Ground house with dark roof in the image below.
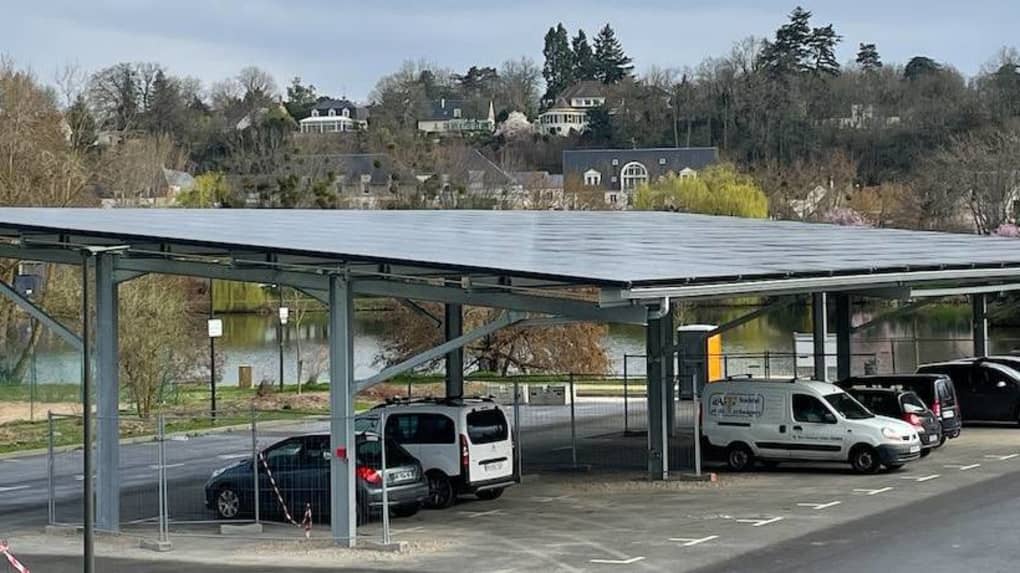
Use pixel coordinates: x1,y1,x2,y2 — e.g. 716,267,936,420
563,147,719,209
419,148,521,208
299,99,368,134
510,171,566,209
538,81,617,136
417,98,495,135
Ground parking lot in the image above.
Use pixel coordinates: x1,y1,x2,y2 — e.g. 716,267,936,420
5,425,1020,572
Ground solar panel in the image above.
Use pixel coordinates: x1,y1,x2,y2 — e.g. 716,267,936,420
1,208,1019,287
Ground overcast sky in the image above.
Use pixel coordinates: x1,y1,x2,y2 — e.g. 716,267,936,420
4,0,1018,102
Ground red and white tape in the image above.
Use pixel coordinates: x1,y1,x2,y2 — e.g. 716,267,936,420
0,540,30,573
257,451,313,536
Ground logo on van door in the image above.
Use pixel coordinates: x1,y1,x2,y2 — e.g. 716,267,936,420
709,393,765,418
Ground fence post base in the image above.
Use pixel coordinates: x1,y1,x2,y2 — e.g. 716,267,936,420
140,538,173,552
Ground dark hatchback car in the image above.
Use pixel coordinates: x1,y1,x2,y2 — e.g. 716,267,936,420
838,374,961,442
205,432,429,523
918,358,1020,425
844,388,942,455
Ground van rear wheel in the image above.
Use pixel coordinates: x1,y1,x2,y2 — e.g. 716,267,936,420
424,471,455,509
850,445,880,474
726,443,754,472
477,488,504,501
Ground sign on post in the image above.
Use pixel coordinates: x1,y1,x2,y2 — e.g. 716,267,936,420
278,307,289,325
207,318,223,338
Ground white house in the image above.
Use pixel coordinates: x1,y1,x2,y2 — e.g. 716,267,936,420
299,99,367,134
538,81,611,136
418,98,495,135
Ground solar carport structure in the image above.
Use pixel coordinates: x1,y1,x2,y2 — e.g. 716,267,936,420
3,207,1020,546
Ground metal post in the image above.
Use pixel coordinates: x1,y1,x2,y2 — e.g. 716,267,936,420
380,411,390,545
30,327,37,421
692,374,701,477
764,350,771,380
647,314,665,480
94,252,119,533
328,274,356,547
251,404,260,525
209,279,216,420
835,293,852,380
889,339,896,374
157,414,168,544
622,357,629,434
279,287,285,391
444,303,464,398
47,410,55,525
972,293,989,357
812,292,828,381
568,373,577,468
660,364,669,481
513,380,522,481
80,252,95,573
913,318,921,370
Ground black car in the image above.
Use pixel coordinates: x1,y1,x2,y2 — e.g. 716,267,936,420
844,388,942,455
837,374,961,441
918,359,1020,425
204,432,429,524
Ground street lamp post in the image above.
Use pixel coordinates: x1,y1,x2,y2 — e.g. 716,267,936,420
278,288,289,391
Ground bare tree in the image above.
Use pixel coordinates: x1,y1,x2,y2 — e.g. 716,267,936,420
236,66,277,108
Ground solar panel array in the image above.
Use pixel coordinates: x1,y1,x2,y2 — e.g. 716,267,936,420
2,208,1019,286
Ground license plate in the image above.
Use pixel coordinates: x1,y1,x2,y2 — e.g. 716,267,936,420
909,445,921,454
392,471,413,482
942,410,955,419
485,462,504,472
928,434,937,442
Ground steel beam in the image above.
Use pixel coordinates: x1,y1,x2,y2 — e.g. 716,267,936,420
356,312,522,391
0,243,82,265
0,280,82,351
94,252,120,532
834,293,852,381
444,303,464,398
812,293,827,381
114,257,330,293
708,298,796,336
328,274,356,547
913,283,1020,297
972,294,989,357
398,299,441,326
646,305,673,480
850,299,936,334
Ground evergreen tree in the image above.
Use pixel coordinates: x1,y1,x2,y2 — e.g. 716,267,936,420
760,6,812,77
904,56,942,81
856,43,883,71
571,30,596,81
285,77,318,120
584,104,614,144
807,24,841,76
542,24,574,102
593,24,633,84
145,69,184,135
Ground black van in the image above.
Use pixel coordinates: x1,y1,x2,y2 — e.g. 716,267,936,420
837,374,961,441
917,359,1020,425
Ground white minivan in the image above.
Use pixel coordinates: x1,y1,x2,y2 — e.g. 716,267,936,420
356,398,515,508
701,378,922,473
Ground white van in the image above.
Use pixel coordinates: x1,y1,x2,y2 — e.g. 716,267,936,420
356,398,515,508
701,378,922,473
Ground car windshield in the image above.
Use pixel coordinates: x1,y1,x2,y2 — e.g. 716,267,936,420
823,393,874,420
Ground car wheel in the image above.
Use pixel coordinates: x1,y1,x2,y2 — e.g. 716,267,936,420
726,443,754,472
215,485,241,520
886,463,904,471
849,445,880,474
920,448,932,458
476,488,504,501
939,435,947,447
391,503,420,518
424,471,455,509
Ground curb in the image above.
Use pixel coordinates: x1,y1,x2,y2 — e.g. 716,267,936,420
0,417,318,460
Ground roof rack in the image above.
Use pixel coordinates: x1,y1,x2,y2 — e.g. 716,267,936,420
374,395,496,409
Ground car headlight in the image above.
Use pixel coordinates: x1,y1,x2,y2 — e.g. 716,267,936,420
210,467,226,479
881,427,902,440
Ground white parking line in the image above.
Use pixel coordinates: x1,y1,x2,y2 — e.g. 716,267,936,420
0,485,30,493
853,487,893,496
985,453,1019,461
797,501,841,510
669,535,719,547
458,509,504,519
737,516,783,527
944,463,981,471
217,453,249,460
589,556,645,565
148,463,186,470
532,495,572,503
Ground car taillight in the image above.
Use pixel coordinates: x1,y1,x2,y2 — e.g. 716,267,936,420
356,465,381,485
903,413,922,427
459,433,470,474
931,401,942,418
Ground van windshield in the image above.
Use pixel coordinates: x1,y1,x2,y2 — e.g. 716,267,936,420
823,393,874,420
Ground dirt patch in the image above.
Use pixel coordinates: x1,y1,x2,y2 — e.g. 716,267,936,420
0,401,80,424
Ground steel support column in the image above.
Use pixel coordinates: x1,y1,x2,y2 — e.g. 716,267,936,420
834,293,852,381
972,293,989,357
444,303,464,398
812,293,828,381
646,305,674,480
94,253,120,532
328,274,356,547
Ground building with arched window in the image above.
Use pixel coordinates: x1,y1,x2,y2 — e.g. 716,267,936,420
563,147,719,209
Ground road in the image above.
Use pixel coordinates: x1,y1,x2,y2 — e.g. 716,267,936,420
695,466,1020,573
0,399,679,528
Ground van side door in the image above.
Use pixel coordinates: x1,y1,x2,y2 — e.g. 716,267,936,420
385,413,458,477
976,365,1020,421
789,394,843,460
